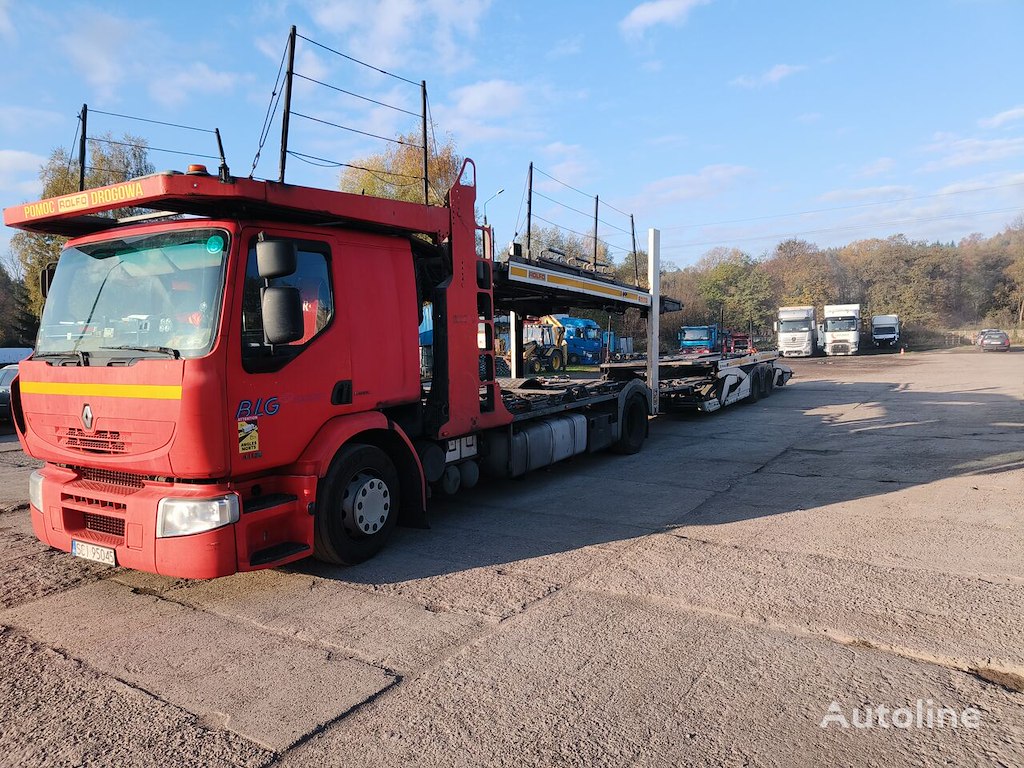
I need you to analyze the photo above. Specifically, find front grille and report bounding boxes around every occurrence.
[60,428,127,454]
[83,512,125,537]
[75,467,146,491]
[63,493,127,512]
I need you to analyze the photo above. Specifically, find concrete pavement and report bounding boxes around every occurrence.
[1,348,1023,766]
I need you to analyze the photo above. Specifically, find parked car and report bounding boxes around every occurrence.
[975,328,999,345]
[979,331,1011,352]
[0,364,18,422]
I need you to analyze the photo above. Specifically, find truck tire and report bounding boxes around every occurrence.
[314,443,400,566]
[528,356,543,374]
[568,353,580,365]
[762,366,774,396]
[612,394,648,455]
[548,350,564,372]
[745,370,761,403]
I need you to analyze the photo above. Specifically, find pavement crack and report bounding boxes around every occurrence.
[968,666,1024,694]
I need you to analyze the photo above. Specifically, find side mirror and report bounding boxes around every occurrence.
[39,262,57,299]
[772,321,778,332]
[256,240,297,279]
[261,287,304,345]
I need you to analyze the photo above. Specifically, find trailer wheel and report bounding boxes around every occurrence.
[745,370,761,403]
[762,366,774,397]
[314,443,400,566]
[548,350,564,372]
[612,394,648,455]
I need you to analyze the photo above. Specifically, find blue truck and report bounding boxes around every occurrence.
[678,324,728,353]
[542,315,603,365]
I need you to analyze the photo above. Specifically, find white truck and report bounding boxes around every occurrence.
[776,306,818,357]
[870,314,900,349]
[823,304,861,355]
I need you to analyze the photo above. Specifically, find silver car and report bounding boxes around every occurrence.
[0,364,18,422]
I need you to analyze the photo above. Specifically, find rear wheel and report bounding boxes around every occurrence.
[612,394,648,454]
[762,366,774,396]
[314,443,400,566]
[745,369,761,403]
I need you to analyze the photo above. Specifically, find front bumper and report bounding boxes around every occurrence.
[29,464,315,579]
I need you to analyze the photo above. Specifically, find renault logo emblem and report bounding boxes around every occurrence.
[81,403,94,431]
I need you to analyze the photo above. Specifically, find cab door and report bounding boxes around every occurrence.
[225,226,350,474]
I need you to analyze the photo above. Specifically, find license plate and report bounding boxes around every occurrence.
[71,540,117,566]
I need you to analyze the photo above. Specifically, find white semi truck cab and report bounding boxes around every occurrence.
[823,304,861,355]
[776,306,818,357]
[871,314,900,348]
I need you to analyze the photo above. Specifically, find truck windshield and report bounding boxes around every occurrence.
[682,329,710,340]
[825,317,858,332]
[583,328,600,341]
[873,326,896,335]
[36,228,229,360]
[779,320,811,332]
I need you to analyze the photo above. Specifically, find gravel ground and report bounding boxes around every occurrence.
[1,347,1022,766]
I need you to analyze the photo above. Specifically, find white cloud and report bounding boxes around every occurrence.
[57,13,153,100]
[538,142,591,191]
[0,0,13,41]
[0,149,47,201]
[920,134,1024,172]
[796,112,822,124]
[302,0,490,74]
[433,80,541,144]
[630,164,751,208]
[547,34,583,59]
[731,64,806,89]
[854,157,895,178]
[0,106,64,135]
[978,105,1024,129]
[620,0,711,38]
[152,64,239,108]
[818,185,913,204]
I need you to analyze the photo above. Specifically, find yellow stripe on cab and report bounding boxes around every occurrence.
[19,381,183,400]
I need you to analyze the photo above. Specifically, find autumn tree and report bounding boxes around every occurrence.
[339,130,463,207]
[9,134,154,315]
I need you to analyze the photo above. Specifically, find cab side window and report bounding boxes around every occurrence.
[241,240,334,371]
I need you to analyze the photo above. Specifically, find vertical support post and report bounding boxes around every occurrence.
[509,310,525,379]
[278,25,297,183]
[78,104,88,192]
[592,195,599,270]
[525,162,533,260]
[421,80,429,205]
[647,228,660,415]
[630,214,639,287]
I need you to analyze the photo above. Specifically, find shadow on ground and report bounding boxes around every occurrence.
[292,360,1023,586]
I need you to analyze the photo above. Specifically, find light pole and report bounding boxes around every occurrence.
[483,188,504,225]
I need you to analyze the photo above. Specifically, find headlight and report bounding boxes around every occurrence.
[29,470,44,511]
[156,495,239,538]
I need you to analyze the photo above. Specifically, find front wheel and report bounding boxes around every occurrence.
[548,350,564,372]
[314,443,400,566]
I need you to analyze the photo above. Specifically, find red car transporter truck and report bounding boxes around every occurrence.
[3,161,663,579]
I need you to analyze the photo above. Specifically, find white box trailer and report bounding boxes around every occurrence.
[823,304,861,355]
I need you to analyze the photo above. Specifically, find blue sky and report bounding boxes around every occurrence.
[1,0,1022,268]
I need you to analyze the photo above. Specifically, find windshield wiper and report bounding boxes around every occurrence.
[100,345,181,359]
